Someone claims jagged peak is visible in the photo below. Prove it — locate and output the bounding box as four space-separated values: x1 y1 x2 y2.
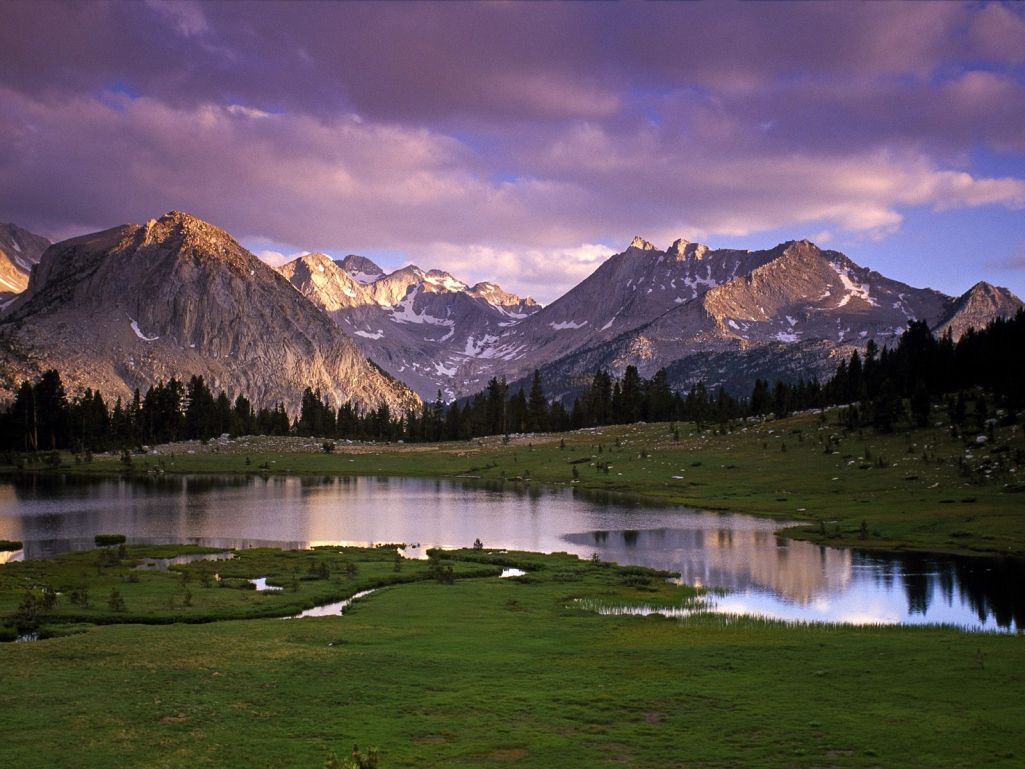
390 264 424 278
338 253 383 271
956 280 1022 306
149 210 221 234
780 238 823 253
468 280 537 307
628 236 657 252
667 238 709 261
764 239 834 267
154 209 201 226
423 268 467 293
141 210 242 256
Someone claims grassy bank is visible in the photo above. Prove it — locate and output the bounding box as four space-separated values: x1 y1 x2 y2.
1 545 1022 768
8 409 1024 558
0 543 500 632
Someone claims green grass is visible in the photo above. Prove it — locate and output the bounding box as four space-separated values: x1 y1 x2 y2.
0 544 499 630
1 546 1022 769
10 408 1024 558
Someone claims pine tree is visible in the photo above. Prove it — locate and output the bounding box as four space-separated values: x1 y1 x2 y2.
527 370 548 432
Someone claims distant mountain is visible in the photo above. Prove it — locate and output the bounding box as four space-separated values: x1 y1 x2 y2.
934 281 1023 341
587 239 950 376
337 254 385 284
0 222 51 306
0 212 419 412
479 238 1020 401
280 253 540 399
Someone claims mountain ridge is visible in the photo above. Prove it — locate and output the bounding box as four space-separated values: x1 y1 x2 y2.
0 211 420 413
1 215 1021 407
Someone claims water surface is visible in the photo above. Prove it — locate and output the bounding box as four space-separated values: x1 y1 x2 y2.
0 474 1020 631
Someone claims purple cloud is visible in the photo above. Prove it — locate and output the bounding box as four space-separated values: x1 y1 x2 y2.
1 1 1024 302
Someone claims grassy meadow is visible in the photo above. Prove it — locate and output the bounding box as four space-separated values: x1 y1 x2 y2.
3 412 1023 767
2 545 1023 769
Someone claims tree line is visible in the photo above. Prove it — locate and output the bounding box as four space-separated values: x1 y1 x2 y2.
0 374 289 452
2 309 1022 452
749 311 1025 432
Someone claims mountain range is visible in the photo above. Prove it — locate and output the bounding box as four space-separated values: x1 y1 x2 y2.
0 211 1021 413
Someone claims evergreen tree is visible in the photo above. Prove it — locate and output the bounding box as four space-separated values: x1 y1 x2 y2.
34 370 69 449
526 370 548 432
750 378 771 416
619 366 643 423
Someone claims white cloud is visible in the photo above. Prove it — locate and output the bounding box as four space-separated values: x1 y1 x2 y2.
253 249 310 268
413 242 617 304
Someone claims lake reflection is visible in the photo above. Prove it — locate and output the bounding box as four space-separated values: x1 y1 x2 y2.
0 474 1020 631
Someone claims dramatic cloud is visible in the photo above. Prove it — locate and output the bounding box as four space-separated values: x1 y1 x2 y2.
1 1 1024 301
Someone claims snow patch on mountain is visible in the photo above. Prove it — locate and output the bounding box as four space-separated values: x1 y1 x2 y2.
390 287 455 326
601 311 621 331
549 320 588 330
830 262 876 307
424 271 466 292
129 317 159 342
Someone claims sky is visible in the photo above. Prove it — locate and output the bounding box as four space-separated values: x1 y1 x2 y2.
1 0 1024 304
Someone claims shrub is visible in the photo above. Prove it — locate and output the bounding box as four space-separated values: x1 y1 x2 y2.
107 589 127 612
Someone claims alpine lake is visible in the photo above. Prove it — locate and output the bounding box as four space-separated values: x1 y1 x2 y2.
2 473 1021 631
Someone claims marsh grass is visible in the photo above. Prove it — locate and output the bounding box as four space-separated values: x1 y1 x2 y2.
0 544 500 632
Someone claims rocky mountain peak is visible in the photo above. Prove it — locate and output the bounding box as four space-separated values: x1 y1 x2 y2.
338 254 385 283
280 251 345 281
278 252 372 314
423 269 467 293
667 238 709 261
934 280 1023 340
1 212 420 413
295 251 334 267
966 280 997 295
779 239 824 259
144 210 221 240
628 236 657 251
468 281 538 308
139 210 251 272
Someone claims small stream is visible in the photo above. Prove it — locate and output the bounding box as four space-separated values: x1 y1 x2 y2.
287 589 377 619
